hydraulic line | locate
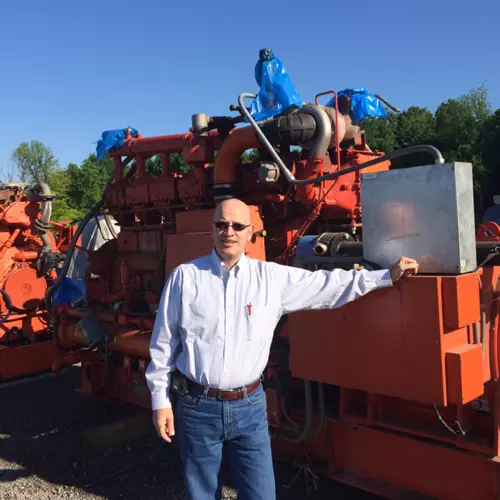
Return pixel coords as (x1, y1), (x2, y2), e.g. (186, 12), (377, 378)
(280, 380), (313, 443)
(0, 289), (13, 323)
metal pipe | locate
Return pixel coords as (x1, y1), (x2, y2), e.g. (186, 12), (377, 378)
(13, 251), (38, 261)
(295, 105), (332, 208)
(238, 92), (444, 185)
(298, 106), (332, 160)
(374, 94), (401, 113)
(213, 126), (259, 185)
(0, 229), (20, 259)
(32, 182), (54, 252)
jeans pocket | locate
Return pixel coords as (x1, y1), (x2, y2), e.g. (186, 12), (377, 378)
(179, 392), (202, 408)
(244, 387), (267, 405)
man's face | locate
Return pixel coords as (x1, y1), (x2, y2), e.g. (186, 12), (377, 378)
(211, 201), (254, 262)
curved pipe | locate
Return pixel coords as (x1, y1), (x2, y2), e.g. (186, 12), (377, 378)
(295, 106), (332, 208)
(299, 106), (332, 160)
(213, 126), (259, 185)
(32, 182), (54, 253)
(238, 93), (445, 185)
(213, 101), (332, 192)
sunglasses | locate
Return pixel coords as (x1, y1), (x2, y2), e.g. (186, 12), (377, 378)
(213, 221), (251, 232)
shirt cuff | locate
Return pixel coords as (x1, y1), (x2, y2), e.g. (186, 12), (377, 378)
(151, 391), (172, 410)
(371, 269), (393, 288)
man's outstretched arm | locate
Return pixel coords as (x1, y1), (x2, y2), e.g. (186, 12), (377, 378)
(278, 256), (418, 314)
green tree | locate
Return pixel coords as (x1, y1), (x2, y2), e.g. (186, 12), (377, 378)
(145, 153), (190, 175)
(434, 86), (491, 195)
(396, 106), (436, 148)
(48, 168), (83, 221)
(362, 86), (493, 204)
(362, 113), (400, 153)
(480, 109), (500, 200)
(66, 154), (114, 212)
(11, 140), (59, 184)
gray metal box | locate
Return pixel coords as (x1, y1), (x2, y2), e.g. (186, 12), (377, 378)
(360, 162), (477, 274)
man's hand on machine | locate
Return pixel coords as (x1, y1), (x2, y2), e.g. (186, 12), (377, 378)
(390, 256), (419, 283)
(153, 408), (175, 443)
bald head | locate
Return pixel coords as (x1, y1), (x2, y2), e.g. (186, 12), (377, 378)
(213, 198), (251, 225)
(211, 198), (254, 268)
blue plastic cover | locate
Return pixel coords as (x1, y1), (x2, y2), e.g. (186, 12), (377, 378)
(326, 88), (387, 123)
(52, 277), (86, 306)
(248, 49), (303, 122)
(96, 127), (140, 160)
(295, 235), (318, 258)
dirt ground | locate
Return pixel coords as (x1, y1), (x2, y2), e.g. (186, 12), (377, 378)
(0, 366), (381, 499)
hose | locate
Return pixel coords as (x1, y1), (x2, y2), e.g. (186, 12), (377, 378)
(238, 92), (444, 186)
(45, 200), (104, 314)
(0, 289), (13, 323)
(307, 382), (325, 437)
(280, 382), (326, 439)
(279, 380), (313, 443)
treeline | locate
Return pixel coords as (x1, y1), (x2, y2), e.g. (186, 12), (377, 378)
(361, 86), (500, 207)
(7, 86), (500, 222)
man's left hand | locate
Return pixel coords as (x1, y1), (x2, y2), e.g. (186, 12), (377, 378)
(390, 256), (419, 283)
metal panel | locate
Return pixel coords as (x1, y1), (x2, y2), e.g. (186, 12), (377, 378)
(361, 162), (477, 274)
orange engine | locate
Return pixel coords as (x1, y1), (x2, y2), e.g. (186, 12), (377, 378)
(0, 182), (75, 381)
(48, 88), (500, 500)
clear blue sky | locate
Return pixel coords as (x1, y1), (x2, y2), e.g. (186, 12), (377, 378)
(1, 0), (499, 175)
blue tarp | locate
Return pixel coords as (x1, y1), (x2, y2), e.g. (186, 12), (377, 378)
(96, 127), (140, 160)
(52, 276), (86, 306)
(247, 49), (303, 123)
(326, 88), (388, 123)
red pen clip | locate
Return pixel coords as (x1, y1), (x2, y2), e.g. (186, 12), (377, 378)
(247, 303), (252, 316)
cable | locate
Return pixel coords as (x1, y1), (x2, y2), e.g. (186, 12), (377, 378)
(0, 289), (13, 323)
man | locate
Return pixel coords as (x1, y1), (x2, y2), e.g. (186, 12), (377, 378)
(145, 198), (418, 500)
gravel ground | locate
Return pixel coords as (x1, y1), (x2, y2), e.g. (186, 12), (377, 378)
(0, 366), (380, 499)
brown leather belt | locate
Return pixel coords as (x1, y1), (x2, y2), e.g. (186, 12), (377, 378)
(186, 377), (261, 401)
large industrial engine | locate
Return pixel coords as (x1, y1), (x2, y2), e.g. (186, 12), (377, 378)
(50, 80), (500, 500)
(0, 182), (75, 381)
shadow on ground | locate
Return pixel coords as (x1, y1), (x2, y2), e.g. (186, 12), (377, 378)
(0, 366), (380, 499)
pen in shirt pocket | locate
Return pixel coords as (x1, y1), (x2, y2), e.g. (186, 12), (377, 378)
(246, 302), (253, 340)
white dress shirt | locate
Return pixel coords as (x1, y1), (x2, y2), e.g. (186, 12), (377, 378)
(146, 249), (393, 410)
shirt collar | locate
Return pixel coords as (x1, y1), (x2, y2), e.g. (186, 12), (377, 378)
(210, 248), (248, 278)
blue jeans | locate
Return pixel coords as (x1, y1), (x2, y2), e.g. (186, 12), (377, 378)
(174, 383), (276, 500)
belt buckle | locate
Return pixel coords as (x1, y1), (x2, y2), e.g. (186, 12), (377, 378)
(215, 389), (224, 400)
